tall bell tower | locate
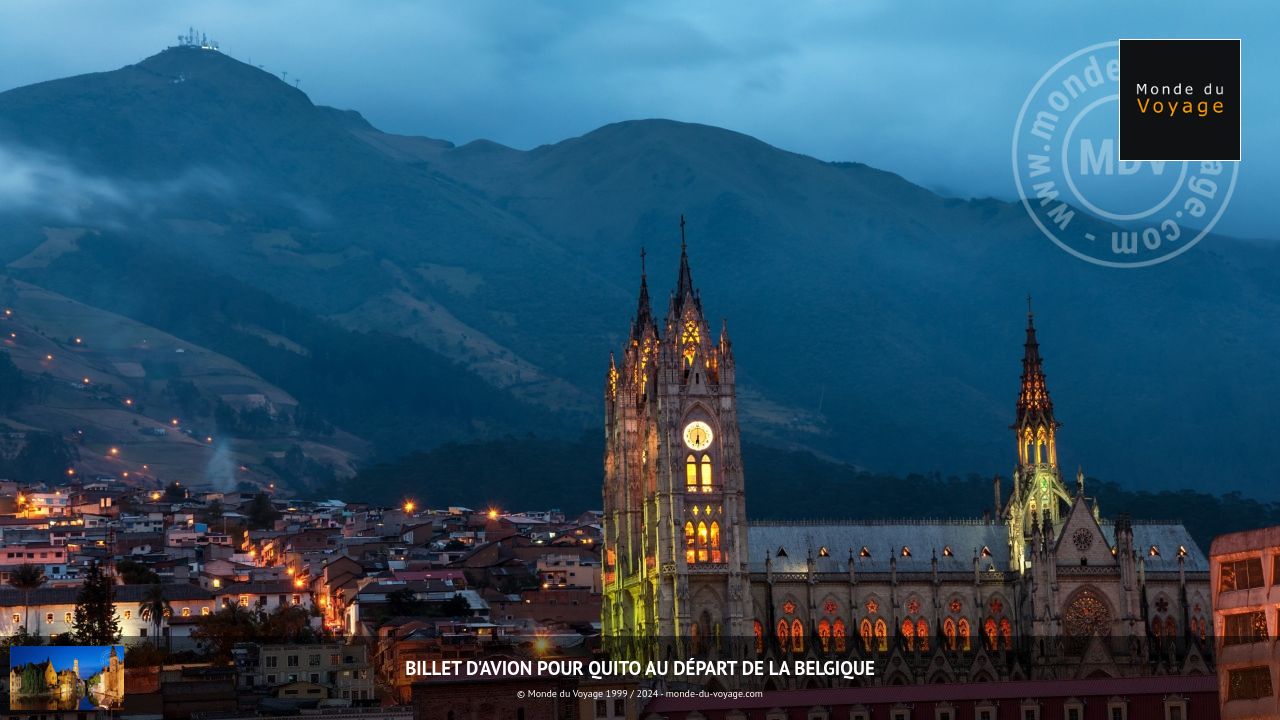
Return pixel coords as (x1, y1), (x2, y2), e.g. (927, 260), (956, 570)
(1005, 299), (1071, 572)
(603, 217), (753, 660)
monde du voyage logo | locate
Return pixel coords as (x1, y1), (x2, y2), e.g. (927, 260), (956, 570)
(1013, 40), (1240, 268)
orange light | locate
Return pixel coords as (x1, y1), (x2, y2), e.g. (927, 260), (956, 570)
(109, 447), (120, 456)
(82, 377), (90, 384)
(293, 577), (305, 589)
(65, 468), (74, 476)
(150, 491), (161, 501)
(205, 436), (213, 443)
(45, 354), (53, 361)
(404, 500), (416, 513)
(171, 418), (179, 426)
(286, 566), (295, 576)
(487, 508), (499, 520)
(124, 399), (133, 406)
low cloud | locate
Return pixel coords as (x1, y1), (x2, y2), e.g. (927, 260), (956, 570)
(0, 143), (235, 222)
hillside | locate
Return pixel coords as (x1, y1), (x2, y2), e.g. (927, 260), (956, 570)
(1, 46), (1279, 497)
(0, 272), (362, 492)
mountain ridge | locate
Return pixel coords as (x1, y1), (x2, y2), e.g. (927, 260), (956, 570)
(1, 47), (1277, 498)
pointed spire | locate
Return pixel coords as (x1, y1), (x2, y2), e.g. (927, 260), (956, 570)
(631, 247), (655, 340)
(1015, 295), (1058, 430)
(675, 215), (694, 300)
(1076, 466), (1085, 496)
(668, 214), (701, 321)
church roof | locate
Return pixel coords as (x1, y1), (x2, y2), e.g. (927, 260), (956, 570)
(747, 519), (1209, 574)
(1100, 521), (1209, 572)
(748, 521), (1010, 574)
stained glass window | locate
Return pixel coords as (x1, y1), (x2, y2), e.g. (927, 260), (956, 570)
(700, 455), (713, 492)
(777, 619), (790, 650)
(686, 455), (697, 491)
(833, 619), (846, 652)
(824, 599), (838, 615)
(958, 618), (971, 651)
(859, 619), (873, 652)
(902, 619), (916, 651)
(944, 617), (957, 651)
(684, 522), (695, 564)
(754, 620), (763, 655)
(818, 620), (831, 652)
(1000, 618), (1013, 650)
(791, 619), (804, 653)
(874, 618), (888, 652)
(696, 522), (709, 562)
(1064, 589), (1111, 638)
(917, 619), (929, 652)
(984, 618), (998, 650)
(709, 522), (721, 563)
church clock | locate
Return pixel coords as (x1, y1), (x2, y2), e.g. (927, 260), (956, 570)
(683, 421), (713, 450)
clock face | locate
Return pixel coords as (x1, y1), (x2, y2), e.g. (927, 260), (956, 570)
(683, 421), (714, 450)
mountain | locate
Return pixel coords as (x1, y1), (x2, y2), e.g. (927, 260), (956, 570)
(1, 46), (1278, 497)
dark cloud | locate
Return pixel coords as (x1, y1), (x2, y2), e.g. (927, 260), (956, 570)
(0, 1), (1271, 237)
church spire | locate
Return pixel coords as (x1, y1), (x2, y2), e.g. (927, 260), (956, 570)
(1015, 295), (1058, 431)
(674, 214), (696, 304)
(631, 247), (655, 340)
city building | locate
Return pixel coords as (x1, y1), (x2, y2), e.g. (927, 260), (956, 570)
(1210, 526), (1280, 718)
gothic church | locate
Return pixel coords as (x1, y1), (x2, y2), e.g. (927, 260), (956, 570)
(601, 224), (1212, 683)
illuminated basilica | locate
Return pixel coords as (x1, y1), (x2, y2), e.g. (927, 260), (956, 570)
(602, 225), (1212, 684)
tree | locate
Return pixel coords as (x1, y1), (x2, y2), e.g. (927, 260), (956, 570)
(0, 351), (26, 412)
(163, 481), (185, 503)
(259, 604), (317, 643)
(246, 493), (280, 529)
(70, 561), (120, 645)
(7, 564), (45, 635)
(191, 603), (257, 664)
(137, 584), (173, 648)
(205, 498), (224, 522)
(115, 559), (160, 585)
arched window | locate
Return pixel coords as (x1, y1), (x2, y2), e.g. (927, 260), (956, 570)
(696, 522), (709, 562)
(902, 619), (916, 651)
(958, 618), (971, 652)
(984, 618), (998, 650)
(754, 620), (763, 655)
(709, 522), (722, 563)
(1164, 617), (1177, 639)
(684, 522), (696, 564)
(690, 621), (700, 655)
(777, 619), (790, 650)
(999, 618), (1013, 650)
(791, 618), (804, 653)
(874, 618), (888, 652)
(833, 619), (846, 652)
(1153, 618), (1164, 640)
(859, 619), (873, 652)
(944, 618), (957, 651)
(701, 455), (713, 492)
(686, 455), (697, 491)
(917, 618), (930, 652)
(818, 620), (831, 652)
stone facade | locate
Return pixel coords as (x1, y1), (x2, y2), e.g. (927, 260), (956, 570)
(602, 229), (1212, 684)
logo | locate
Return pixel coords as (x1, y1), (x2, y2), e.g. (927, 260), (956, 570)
(1012, 42), (1238, 268)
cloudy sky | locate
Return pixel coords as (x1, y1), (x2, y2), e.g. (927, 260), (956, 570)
(0, 1), (1272, 238)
